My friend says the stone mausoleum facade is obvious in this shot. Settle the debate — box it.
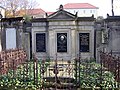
[103,16,120,56]
[31,5,95,60]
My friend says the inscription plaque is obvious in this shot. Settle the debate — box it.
[79,33,89,52]
[36,33,46,52]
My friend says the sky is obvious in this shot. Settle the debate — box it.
[37,0,120,18]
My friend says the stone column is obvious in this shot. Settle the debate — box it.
[71,29,76,60]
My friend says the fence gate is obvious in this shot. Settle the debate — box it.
[40,56,80,90]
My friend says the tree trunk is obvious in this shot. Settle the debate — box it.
[112,0,114,16]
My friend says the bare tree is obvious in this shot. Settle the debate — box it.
[111,0,114,16]
[27,0,39,9]
[0,0,39,17]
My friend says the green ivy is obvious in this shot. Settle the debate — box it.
[0,59,50,90]
[75,60,118,89]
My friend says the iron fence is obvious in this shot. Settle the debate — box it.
[100,51,120,83]
[0,49,120,89]
[0,48,27,75]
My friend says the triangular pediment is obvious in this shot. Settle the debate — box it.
[48,9,76,20]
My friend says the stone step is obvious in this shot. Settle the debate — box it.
[43,82,76,90]
[43,77,75,83]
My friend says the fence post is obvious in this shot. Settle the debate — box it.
[78,52,81,88]
[100,51,103,90]
[74,58,77,89]
[36,56,38,86]
[33,53,37,85]
[41,59,45,89]
[118,57,120,88]
[54,53,58,89]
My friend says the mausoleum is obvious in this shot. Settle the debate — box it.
[31,5,95,60]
